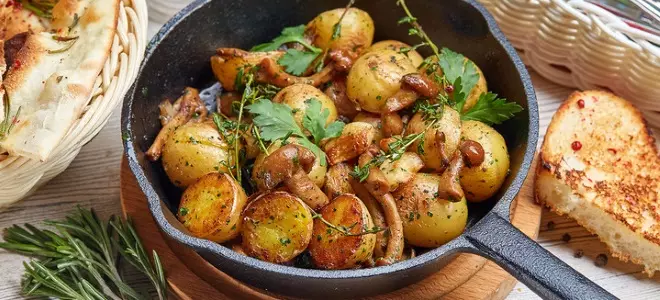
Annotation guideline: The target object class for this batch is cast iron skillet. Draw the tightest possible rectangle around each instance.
[122,0,617,299]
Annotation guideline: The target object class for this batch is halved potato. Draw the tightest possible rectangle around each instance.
[324,163,355,199]
[177,173,248,243]
[241,192,313,264]
[392,173,468,248]
[309,194,376,269]
[378,152,424,191]
[324,122,377,165]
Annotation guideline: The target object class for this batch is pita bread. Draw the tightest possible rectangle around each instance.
[0,0,118,161]
[0,2,47,40]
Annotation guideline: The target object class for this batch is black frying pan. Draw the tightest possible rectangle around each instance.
[122,0,617,299]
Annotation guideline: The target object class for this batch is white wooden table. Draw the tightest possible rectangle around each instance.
[1,15,659,300]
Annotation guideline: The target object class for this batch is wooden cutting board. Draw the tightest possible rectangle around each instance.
[120,157,542,299]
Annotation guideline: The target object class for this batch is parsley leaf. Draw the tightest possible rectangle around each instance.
[439,48,479,111]
[278,49,321,76]
[246,99,333,166]
[246,99,305,140]
[461,92,524,125]
[251,25,311,52]
[302,98,345,145]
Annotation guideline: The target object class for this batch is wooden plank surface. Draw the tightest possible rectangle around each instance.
[1,20,659,300]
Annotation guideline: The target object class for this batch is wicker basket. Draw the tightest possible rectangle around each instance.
[0,0,148,207]
[478,0,660,128]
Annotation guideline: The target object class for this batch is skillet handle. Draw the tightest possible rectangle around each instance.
[465,213,616,300]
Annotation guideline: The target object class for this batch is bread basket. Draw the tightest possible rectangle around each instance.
[477,0,660,128]
[0,0,148,207]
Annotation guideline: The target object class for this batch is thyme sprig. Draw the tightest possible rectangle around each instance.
[0,207,167,300]
[20,0,55,19]
[311,210,386,237]
[331,0,356,40]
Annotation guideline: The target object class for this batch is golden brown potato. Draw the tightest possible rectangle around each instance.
[324,163,355,199]
[421,55,487,112]
[253,138,326,187]
[306,8,375,53]
[353,112,384,142]
[273,84,338,131]
[459,120,510,202]
[324,122,377,165]
[211,48,284,91]
[309,194,377,269]
[406,106,462,172]
[378,152,424,191]
[366,40,424,67]
[177,173,248,243]
[162,121,235,188]
[392,173,468,247]
[346,49,418,113]
[242,192,313,263]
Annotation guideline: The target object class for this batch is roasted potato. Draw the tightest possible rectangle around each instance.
[324,163,355,199]
[366,40,424,67]
[392,173,468,247]
[459,121,510,202]
[309,194,377,269]
[253,138,326,188]
[177,173,248,243]
[346,49,418,113]
[162,121,235,188]
[306,8,375,53]
[406,106,461,172]
[420,56,487,112]
[242,192,314,263]
[324,122,378,165]
[211,48,284,91]
[378,152,424,191]
[353,112,384,142]
[273,84,338,131]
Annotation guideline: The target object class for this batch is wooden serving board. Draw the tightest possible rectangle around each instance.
[120,157,542,300]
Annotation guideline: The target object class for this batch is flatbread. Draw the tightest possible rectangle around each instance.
[0,0,119,161]
[0,2,47,40]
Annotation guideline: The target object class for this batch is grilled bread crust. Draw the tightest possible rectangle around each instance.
[536,90,660,276]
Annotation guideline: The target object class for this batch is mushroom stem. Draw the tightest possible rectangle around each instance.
[357,152,404,265]
[255,57,336,88]
[437,153,465,202]
[285,170,329,211]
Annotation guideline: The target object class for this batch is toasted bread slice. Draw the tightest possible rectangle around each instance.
[536,90,660,276]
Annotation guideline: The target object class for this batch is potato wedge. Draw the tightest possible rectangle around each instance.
[392,173,468,248]
[378,152,424,191]
[242,192,313,263]
[177,173,248,243]
[324,122,377,165]
[309,195,377,269]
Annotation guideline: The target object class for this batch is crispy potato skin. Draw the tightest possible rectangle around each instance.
[309,195,376,269]
[306,8,374,53]
[378,152,424,191]
[365,40,424,67]
[178,173,248,243]
[459,121,510,202]
[406,106,461,172]
[273,84,339,131]
[162,122,234,188]
[242,192,313,264]
[353,112,384,142]
[211,49,284,92]
[392,173,468,247]
[253,138,327,188]
[325,163,355,199]
[346,50,417,113]
[324,122,377,165]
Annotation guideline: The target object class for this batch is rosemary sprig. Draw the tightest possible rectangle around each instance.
[0,207,167,300]
[0,93,21,141]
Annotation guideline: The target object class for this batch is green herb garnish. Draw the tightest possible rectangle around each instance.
[461,92,523,125]
[250,25,322,76]
[302,98,345,145]
[0,207,167,300]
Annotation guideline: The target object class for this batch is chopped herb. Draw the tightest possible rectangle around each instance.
[179,207,189,216]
